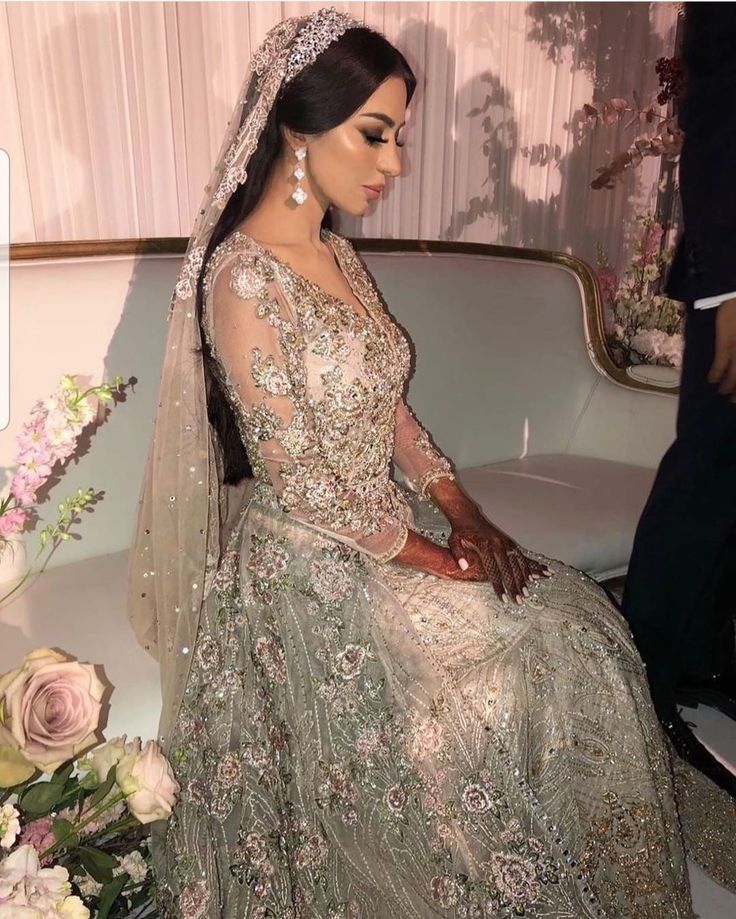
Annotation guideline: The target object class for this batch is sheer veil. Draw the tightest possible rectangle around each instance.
[126,7,364,755]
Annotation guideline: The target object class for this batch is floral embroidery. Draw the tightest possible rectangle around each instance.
[315,760,359,822]
[407,711,445,762]
[230,254,267,299]
[254,636,287,684]
[308,551,355,603]
[334,643,367,680]
[430,873,463,908]
[294,833,329,870]
[250,346,290,395]
[461,779,503,816]
[246,532,291,603]
[178,879,210,918]
[175,245,206,301]
[213,549,240,593]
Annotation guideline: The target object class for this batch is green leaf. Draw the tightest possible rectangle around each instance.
[20,779,64,815]
[77,845,117,884]
[87,764,117,809]
[49,762,75,787]
[97,873,128,919]
[51,817,79,850]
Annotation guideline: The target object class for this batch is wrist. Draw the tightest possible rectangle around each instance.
[427,476,484,527]
[392,528,452,568]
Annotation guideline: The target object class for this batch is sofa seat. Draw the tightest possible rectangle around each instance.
[456,454,656,581]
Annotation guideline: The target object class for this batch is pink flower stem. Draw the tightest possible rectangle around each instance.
[39,789,127,860]
[0,507,82,606]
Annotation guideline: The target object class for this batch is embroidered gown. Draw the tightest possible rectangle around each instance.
[153,228,736,919]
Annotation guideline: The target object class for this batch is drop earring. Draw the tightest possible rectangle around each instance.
[291,146,307,205]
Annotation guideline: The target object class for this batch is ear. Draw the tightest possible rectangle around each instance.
[281,125,308,153]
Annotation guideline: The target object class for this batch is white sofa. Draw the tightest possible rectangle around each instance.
[1,237,679,744]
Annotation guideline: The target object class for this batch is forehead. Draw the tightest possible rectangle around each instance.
[354,77,408,122]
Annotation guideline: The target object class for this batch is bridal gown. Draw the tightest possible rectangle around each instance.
[153,228,736,918]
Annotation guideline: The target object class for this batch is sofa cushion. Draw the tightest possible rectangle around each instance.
[455,454,656,580]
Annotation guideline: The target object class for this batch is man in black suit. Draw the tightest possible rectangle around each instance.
[622,4,736,798]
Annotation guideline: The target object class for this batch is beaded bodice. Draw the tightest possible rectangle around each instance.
[199,228,454,562]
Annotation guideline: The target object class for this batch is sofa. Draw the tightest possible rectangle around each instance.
[1,236,679,743]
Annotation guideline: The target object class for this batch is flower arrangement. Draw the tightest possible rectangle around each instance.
[583,55,685,189]
[0,373,126,605]
[597,212,685,368]
[0,647,179,917]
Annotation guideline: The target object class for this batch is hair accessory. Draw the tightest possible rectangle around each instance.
[283,6,356,84]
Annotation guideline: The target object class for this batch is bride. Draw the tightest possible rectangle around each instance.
[128,7,736,917]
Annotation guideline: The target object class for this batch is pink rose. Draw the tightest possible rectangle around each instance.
[0,508,29,538]
[0,649,107,773]
[116,738,180,825]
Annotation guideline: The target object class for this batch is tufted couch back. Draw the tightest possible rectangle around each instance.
[4,238,678,578]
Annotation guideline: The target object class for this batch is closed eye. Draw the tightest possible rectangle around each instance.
[363,133,405,149]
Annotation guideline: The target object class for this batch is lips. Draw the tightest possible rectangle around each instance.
[363,185,384,194]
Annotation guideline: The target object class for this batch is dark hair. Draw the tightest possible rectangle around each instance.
[193,25,417,484]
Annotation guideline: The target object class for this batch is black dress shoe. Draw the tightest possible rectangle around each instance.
[661,709,736,801]
[676,672,736,720]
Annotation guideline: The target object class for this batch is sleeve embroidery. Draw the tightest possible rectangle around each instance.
[393,398,455,499]
[203,242,410,561]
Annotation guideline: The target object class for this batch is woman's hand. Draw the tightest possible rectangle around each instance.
[392,529,488,581]
[448,521,551,603]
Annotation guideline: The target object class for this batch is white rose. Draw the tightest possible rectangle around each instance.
[116,739,179,825]
[79,737,128,784]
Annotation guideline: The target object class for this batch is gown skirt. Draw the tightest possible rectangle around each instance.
[152,482,736,919]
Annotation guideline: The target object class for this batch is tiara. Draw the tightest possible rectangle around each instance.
[282,6,362,84]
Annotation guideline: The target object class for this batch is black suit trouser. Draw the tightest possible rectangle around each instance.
[621,305,736,718]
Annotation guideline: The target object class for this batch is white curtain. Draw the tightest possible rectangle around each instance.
[1,1,677,268]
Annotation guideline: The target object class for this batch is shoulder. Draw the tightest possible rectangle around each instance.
[203,233,277,301]
[322,227,354,254]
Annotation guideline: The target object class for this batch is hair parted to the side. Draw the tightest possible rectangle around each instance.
[193,24,417,485]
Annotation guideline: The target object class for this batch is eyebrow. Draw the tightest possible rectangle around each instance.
[360,112,406,129]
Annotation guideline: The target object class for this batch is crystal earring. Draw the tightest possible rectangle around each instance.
[291,146,307,205]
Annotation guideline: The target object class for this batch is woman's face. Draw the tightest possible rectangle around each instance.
[294,75,408,216]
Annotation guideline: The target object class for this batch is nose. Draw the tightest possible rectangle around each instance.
[380,140,402,178]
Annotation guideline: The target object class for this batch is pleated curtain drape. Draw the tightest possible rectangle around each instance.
[1,1,678,269]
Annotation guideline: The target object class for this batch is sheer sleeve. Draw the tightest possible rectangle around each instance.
[393,397,455,498]
[204,251,410,562]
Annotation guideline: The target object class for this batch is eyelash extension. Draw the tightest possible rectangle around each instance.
[364,133,405,148]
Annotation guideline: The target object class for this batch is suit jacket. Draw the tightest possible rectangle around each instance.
[665,5,736,303]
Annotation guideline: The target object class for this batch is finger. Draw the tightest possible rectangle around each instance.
[494,548,523,603]
[507,552,529,603]
[448,532,470,570]
[524,556,553,580]
[509,551,532,596]
[463,536,504,599]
